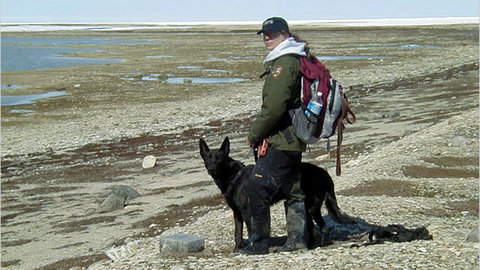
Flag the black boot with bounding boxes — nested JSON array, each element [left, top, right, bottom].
[[237, 212, 270, 255], [279, 200, 308, 252]]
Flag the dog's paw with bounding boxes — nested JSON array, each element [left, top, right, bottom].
[[233, 239, 249, 253], [310, 225, 332, 248]]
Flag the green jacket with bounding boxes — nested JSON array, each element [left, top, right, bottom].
[[247, 54, 306, 152]]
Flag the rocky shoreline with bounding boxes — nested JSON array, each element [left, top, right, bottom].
[[89, 106, 479, 270], [1, 23, 478, 269]]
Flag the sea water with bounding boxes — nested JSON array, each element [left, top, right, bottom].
[[1, 45, 124, 72], [2, 36, 158, 46], [1, 90, 69, 106], [0, 36, 162, 72], [0, 36, 143, 107]]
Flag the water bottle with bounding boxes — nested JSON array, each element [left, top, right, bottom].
[[305, 92, 323, 117]]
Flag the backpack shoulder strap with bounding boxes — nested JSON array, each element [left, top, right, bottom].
[[335, 93, 357, 176], [336, 118, 343, 176]]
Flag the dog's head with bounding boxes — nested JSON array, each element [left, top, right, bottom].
[[199, 136, 231, 181]]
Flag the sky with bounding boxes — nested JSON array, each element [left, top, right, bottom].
[[1, 0, 479, 23]]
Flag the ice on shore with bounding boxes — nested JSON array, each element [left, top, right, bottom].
[[2, 17, 477, 32]]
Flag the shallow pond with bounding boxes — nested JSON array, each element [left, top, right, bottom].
[[2, 90, 69, 106]]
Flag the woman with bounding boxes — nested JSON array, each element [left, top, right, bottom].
[[241, 17, 310, 255]]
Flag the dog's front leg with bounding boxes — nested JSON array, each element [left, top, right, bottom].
[[233, 212, 246, 252]]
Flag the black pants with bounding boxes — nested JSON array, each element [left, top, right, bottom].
[[246, 148, 303, 217]]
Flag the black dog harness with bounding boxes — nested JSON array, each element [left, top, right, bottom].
[[223, 167, 246, 196]]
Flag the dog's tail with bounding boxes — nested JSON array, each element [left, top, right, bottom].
[[325, 191, 357, 224]]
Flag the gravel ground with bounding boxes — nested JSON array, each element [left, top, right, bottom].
[[1, 23, 478, 270], [88, 106, 479, 270]]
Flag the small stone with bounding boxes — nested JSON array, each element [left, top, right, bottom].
[[142, 155, 157, 168], [447, 136, 468, 147], [466, 228, 479, 242], [96, 193, 125, 213], [390, 111, 400, 118], [114, 185, 141, 202], [96, 185, 140, 213], [170, 266, 186, 270], [159, 234, 205, 253]]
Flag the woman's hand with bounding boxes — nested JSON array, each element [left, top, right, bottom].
[[247, 139, 255, 148]]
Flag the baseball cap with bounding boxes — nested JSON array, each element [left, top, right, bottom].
[[257, 17, 290, 35]]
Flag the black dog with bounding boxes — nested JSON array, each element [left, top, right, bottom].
[[199, 136, 355, 252]]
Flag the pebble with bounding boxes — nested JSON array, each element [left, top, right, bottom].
[[466, 228, 479, 242], [142, 155, 157, 168], [447, 136, 469, 147], [96, 185, 141, 213]]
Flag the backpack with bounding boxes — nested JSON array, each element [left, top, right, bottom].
[[290, 56, 356, 176]]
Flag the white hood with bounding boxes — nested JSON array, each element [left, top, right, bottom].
[[263, 37, 307, 64]]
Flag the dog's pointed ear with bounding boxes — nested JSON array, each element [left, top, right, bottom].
[[199, 138, 209, 158], [220, 136, 230, 155]]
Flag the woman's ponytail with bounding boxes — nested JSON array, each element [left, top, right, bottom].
[[282, 30, 313, 60]]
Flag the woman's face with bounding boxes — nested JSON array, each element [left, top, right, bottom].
[[263, 31, 289, 51]]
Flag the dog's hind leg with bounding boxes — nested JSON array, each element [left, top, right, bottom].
[[305, 205, 315, 248], [309, 200, 330, 247], [325, 192, 356, 224]]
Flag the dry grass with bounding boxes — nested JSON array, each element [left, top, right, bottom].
[[1, 203, 44, 224], [337, 179, 437, 197], [422, 156, 479, 167], [448, 199, 479, 216], [34, 254, 109, 270], [402, 166, 478, 178], [416, 198, 479, 218], [52, 216, 117, 233], [1, 259, 21, 268], [1, 238, 32, 247], [145, 181, 213, 196], [21, 186, 80, 197], [130, 193, 226, 240]]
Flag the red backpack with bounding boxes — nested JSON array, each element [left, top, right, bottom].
[[290, 56, 356, 175]]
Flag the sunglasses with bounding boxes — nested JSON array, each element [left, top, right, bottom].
[[261, 32, 281, 39]]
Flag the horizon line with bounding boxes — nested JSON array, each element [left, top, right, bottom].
[[2, 16, 478, 26]]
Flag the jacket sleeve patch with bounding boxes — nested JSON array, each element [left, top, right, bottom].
[[271, 65, 283, 79]]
